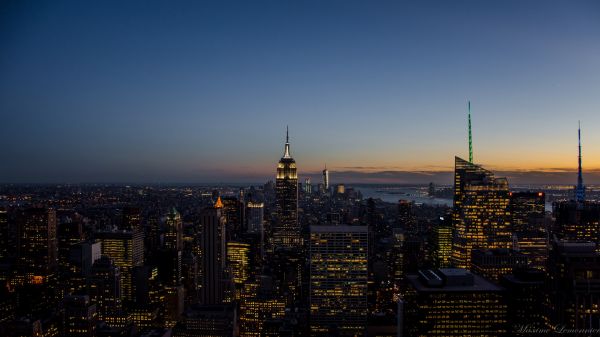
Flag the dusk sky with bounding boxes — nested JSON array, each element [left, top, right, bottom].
[[1, 1, 600, 184]]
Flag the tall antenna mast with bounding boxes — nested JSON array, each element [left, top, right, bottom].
[[468, 100, 473, 163], [283, 125, 291, 158], [576, 121, 585, 202]]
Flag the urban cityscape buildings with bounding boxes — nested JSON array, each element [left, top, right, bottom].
[[0, 122, 598, 336]]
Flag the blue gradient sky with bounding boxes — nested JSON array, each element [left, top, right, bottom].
[[1, 1, 600, 183]]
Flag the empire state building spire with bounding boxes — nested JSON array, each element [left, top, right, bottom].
[[274, 125, 299, 249], [283, 125, 291, 159], [576, 121, 585, 203]]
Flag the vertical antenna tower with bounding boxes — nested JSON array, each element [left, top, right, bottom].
[[576, 121, 585, 202], [468, 101, 473, 163]]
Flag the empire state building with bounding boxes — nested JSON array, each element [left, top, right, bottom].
[[274, 127, 300, 250]]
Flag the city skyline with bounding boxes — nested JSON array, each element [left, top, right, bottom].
[[3, 2, 600, 335], [2, 1, 600, 184], [2, 124, 599, 185]]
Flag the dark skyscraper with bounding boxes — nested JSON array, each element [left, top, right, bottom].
[[163, 207, 183, 282], [88, 255, 125, 327], [274, 127, 300, 250], [121, 206, 142, 232], [553, 201, 600, 246], [509, 191, 548, 270], [546, 241, 600, 330], [62, 295, 97, 337], [500, 268, 546, 334], [199, 205, 226, 305], [471, 248, 529, 283], [222, 196, 243, 241], [0, 208, 8, 261], [17, 208, 58, 280], [163, 207, 184, 327], [397, 200, 416, 234]]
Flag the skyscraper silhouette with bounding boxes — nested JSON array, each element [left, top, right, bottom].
[[274, 127, 300, 250], [199, 204, 226, 305]]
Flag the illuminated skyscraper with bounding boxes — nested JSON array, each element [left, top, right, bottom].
[[405, 268, 507, 336], [433, 225, 452, 268], [226, 241, 250, 300], [246, 201, 264, 235], [322, 165, 329, 192], [549, 123, 599, 246], [199, 205, 226, 305], [451, 157, 512, 269], [96, 230, 144, 302], [309, 225, 368, 336], [164, 207, 183, 252], [238, 275, 286, 336], [304, 178, 312, 194], [274, 127, 300, 250], [509, 192, 545, 233]]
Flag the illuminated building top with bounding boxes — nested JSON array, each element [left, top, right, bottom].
[[214, 196, 224, 208]]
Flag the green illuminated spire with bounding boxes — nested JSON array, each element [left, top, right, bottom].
[[468, 100, 473, 163]]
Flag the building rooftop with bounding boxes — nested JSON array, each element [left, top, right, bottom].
[[409, 268, 503, 292], [310, 224, 368, 233], [555, 241, 597, 255]]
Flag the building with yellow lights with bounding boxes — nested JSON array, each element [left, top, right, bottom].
[[274, 128, 300, 250], [405, 268, 507, 336], [452, 157, 512, 269], [309, 225, 368, 336], [96, 230, 144, 302], [432, 225, 452, 268], [471, 248, 528, 283], [226, 241, 250, 300]]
